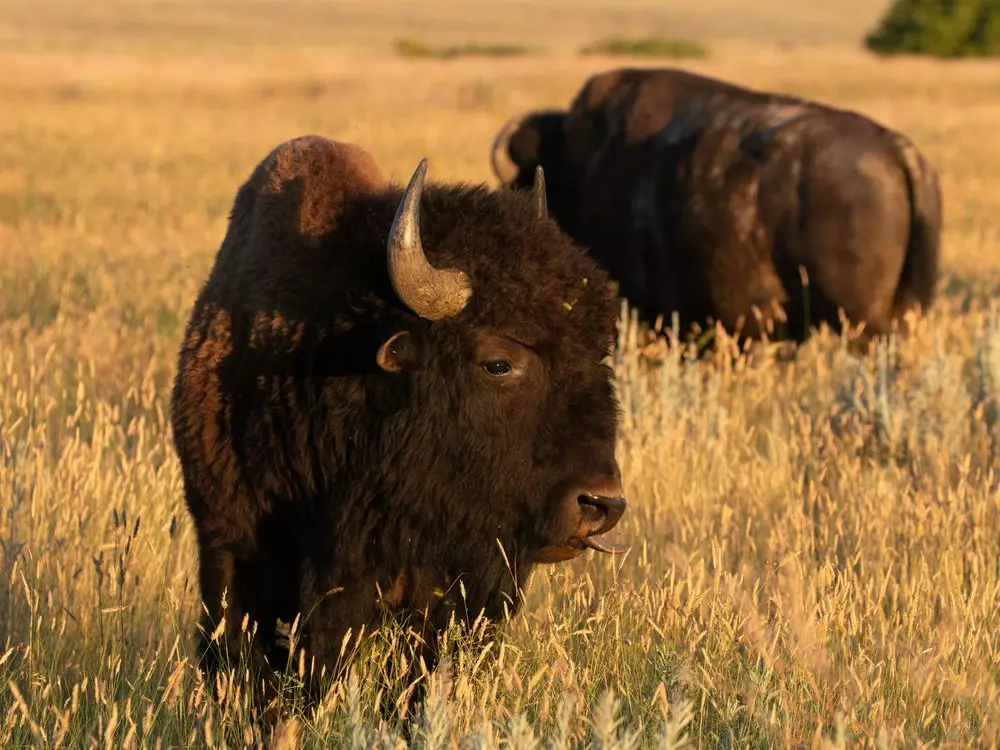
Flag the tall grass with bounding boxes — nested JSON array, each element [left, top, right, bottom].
[[3, 1, 1000, 745], [5, 296, 1000, 745]]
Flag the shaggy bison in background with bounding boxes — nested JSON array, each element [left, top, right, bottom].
[[491, 66, 942, 348], [169, 135, 628, 716]]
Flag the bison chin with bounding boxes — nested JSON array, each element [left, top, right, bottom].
[[533, 535, 629, 564]]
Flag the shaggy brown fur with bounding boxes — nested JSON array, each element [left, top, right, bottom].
[[170, 135, 628, 720], [491, 67, 943, 348]]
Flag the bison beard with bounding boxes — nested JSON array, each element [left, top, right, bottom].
[[169, 135, 627, 722]]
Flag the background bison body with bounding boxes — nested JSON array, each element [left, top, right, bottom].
[[492, 67, 943, 347], [169, 135, 627, 712]]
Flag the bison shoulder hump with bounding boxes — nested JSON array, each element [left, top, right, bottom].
[[574, 69, 632, 112], [242, 135, 387, 239]]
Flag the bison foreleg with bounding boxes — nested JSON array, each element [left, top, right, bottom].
[[194, 539, 285, 720]]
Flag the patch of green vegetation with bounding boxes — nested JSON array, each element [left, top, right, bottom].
[[865, 0, 1000, 58], [393, 37, 537, 60], [579, 36, 710, 59]]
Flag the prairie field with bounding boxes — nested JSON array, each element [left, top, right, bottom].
[[3, 0, 1000, 747]]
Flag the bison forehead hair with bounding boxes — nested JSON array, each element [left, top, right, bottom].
[[397, 180, 619, 353], [170, 134, 627, 707]]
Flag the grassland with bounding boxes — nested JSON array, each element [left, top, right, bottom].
[[3, 0, 1000, 746]]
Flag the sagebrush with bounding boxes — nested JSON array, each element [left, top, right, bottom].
[[865, 0, 1000, 57]]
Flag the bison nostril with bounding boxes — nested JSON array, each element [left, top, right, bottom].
[[578, 495, 604, 521], [577, 494, 627, 535]]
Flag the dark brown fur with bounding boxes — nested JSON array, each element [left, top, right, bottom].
[[170, 135, 626, 719], [492, 67, 943, 347]]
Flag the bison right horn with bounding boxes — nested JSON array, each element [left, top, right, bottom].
[[533, 165, 548, 219], [387, 158, 473, 321]]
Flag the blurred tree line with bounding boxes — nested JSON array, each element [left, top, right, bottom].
[[866, 0, 1000, 57]]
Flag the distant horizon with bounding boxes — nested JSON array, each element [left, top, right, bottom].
[[0, 0, 895, 55]]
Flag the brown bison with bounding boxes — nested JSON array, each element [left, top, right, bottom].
[[169, 135, 627, 714], [490, 67, 942, 347]]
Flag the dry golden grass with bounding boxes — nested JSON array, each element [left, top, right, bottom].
[[3, 0, 1000, 746]]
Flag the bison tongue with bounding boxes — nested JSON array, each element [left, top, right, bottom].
[[581, 536, 629, 555]]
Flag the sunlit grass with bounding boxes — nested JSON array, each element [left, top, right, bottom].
[[2, 0, 1000, 745]]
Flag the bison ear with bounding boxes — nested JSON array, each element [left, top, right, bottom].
[[376, 330, 418, 373]]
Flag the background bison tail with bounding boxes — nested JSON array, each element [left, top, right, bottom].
[[891, 135, 943, 321]]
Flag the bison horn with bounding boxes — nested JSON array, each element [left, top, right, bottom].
[[387, 158, 473, 321], [533, 165, 547, 219], [490, 115, 524, 186]]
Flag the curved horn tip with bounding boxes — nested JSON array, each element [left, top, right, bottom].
[[392, 156, 429, 243], [408, 157, 429, 187], [533, 165, 548, 219], [533, 165, 545, 190], [399, 158, 429, 218]]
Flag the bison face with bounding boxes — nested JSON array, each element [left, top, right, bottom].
[[464, 326, 626, 567], [374, 317, 627, 573]]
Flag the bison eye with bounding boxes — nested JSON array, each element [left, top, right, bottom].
[[482, 359, 513, 377]]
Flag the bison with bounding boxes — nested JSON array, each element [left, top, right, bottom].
[[490, 66, 942, 348], [169, 135, 628, 716]]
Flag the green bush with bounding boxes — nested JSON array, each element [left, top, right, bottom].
[[865, 0, 1000, 57], [393, 38, 535, 60], [579, 36, 710, 60]]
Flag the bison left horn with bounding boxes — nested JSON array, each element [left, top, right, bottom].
[[533, 165, 548, 219], [387, 158, 473, 321]]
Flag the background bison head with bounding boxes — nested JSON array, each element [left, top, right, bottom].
[[489, 69, 643, 240], [491, 110, 574, 229]]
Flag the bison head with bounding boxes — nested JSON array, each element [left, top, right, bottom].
[[287, 151, 631, 647], [363, 158, 627, 597]]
